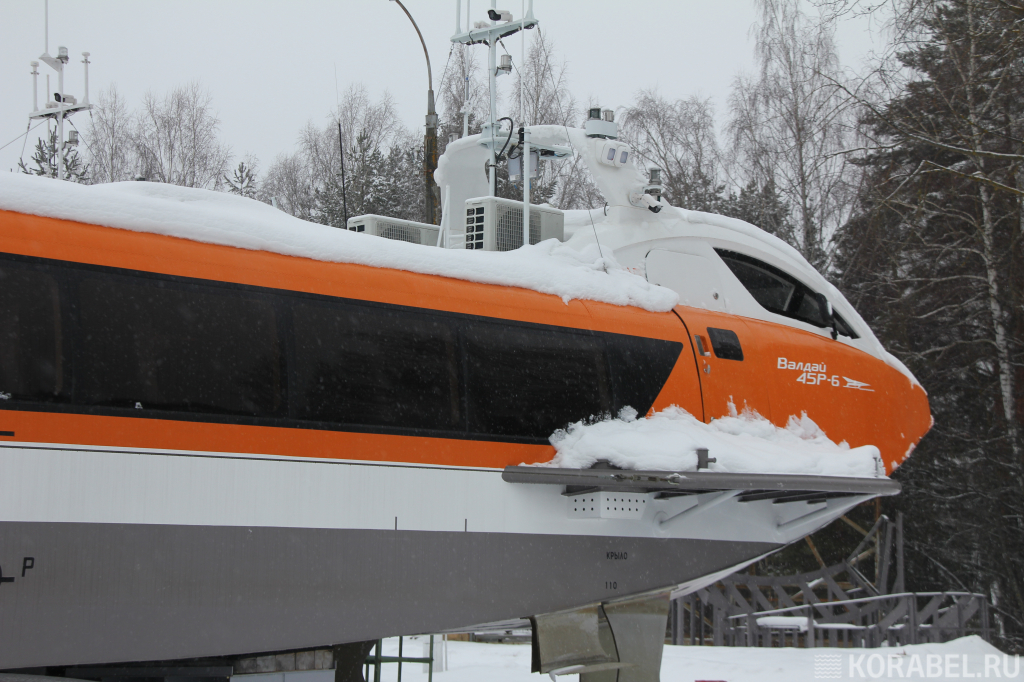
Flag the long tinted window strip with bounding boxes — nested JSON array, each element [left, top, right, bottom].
[[0, 253, 684, 441], [291, 299, 461, 431], [463, 322, 612, 438], [73, 273, 284, 417], [0, 262, 65, 402], [273, 295, 293, 421]]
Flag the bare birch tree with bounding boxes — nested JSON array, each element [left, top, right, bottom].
[[729, 0, 857, 269], [131, 81, 231, 188], [260, 151, 316, 219], [500, 30, 602, 209], [835, 0, 1024, 647], [85, 85, 133, 184], [439, 44, 490, 150], [619, 91, 725, 212], [508, 29, 577, 127]]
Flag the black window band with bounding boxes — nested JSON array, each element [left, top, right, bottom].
[[0, 252, 683, 445]]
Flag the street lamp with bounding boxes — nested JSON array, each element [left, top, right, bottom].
[[389, 0, 439, 225]]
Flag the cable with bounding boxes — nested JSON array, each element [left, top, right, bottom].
[[0, 119, 45, 154], [498, 40, 522, 78], [18, 121, 33, 165], [435, 45, 455, 100], [587, 207, 605, 261], [67, 118, 94, 158], [559, 120, 606, 260], [495, 116, 514, 160]]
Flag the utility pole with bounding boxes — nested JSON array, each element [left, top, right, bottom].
[[390, 0, 439, 225]]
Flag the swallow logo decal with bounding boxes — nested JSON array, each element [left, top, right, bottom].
[[842, 377, 874, 392]]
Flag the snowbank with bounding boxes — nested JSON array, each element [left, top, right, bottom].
[[536, 405, 885, 478], [0, 173, 678, 313]]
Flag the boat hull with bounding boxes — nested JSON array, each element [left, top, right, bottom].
[[0, 521, 774, 668], [0, 440, 873, 669]]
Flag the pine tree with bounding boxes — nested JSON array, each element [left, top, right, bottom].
[[719, 179, 792, 242], [834, 0, 1024, 650], [224, 160, 259, 199], [19, 127, 89, 183]]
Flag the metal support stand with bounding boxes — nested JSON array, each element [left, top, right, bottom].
[[357, 637, 434, 682]]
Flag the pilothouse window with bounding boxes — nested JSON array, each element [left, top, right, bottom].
[[715, 249, 858, 338]]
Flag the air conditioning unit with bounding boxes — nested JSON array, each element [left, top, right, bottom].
[[345, 215, 440, 246], [460, 197, 564, 251]]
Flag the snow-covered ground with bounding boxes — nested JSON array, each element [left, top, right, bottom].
[[536, 405, 885, 478], [233, 636, 1018, 682]]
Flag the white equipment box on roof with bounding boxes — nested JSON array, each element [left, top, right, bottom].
[[461, 197, 564, 251], [346, 215, 440, 246]]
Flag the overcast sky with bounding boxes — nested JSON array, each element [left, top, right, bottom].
[[0, 0, 881, 175]]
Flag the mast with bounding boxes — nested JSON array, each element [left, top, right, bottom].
[[31, 1, 92, 181], [450, 0, 538, 198]]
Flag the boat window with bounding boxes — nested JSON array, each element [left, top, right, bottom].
[[463, 322, 612, 438], [707, 328, 744, 361], [715, 249, 859, 338], [75, 276, 283, 416], [0, 263, 63, 401], [605, 335, 683, 418], [0, 254, 685, 443], [292, 301, 460, 431]]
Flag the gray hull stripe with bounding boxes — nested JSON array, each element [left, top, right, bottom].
[[0, 522, 776, 669]]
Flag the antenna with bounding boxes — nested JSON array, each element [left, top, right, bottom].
[[463, 75, 469, 138], [30, 61, 39, 112], [520, 0, 525, 126], [81, 52, 90, 105]]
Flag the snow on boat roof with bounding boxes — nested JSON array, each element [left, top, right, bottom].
[[0, 172, 678, 313]]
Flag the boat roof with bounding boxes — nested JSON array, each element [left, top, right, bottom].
[[0, 171, 675, 313]]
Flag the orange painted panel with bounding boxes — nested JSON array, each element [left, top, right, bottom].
[[743, 318, 931, 473], [0, 409, 549, 470], [0, 209, 929, 474], [0, 209, 685, 341], [674, 307, 774, 421], [0, 210, 597, 330]]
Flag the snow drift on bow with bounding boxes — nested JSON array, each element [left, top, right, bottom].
[[537, 405, 885, 478], [0, 173, 678, 313]]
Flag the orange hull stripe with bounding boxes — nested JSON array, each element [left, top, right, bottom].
[[0, 410, 552, 469], [0, 209, 682, 339]]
